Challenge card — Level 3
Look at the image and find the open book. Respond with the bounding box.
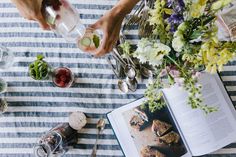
[107,73,236,157]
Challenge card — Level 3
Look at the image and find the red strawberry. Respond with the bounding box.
[60,75,66,82]
[55,78,61,84]
[59,81,65,87]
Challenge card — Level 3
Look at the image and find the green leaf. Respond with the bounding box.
[190,30,202,40]
[29,55,48,80]
[93,35,100,48]
[37,54,44,60]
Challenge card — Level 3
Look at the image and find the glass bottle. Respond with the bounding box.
[34,123,78,157]
[0,46,15,69]
[41,0,101,53]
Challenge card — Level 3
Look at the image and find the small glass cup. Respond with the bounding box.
[52,67,74,88]
[0,78,7,94]
[0,46,15,70]
[0,78,8,116]
[77,28,102,53]
[0,98,8,115]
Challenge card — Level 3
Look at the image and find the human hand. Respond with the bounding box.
[90,8,125,57]
[90,0,139,57]
[11,0,49,29]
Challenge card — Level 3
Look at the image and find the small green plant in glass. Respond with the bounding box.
[29,55,49,80]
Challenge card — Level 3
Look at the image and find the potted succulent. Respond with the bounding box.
[29,55,49,80]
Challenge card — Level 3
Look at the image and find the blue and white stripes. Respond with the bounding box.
[0,0,236,157]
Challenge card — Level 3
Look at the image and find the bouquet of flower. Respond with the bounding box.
[121,0,236,113]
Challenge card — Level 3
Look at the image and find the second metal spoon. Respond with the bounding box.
[91,118,106,157]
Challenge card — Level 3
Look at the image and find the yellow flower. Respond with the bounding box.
[199,40,234,73]
[189,0,207,18]
[211,0,232,11]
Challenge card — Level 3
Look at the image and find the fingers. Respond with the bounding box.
[21,12,50,30]
[89,20,102,30]
[94,24,121,57]
[34,14,50,30]
[94,33,119,57]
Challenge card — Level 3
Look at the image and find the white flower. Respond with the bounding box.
[172,36,185,52]
[172,23,187,52]
[134,38,171,66]
[178,22,188,32]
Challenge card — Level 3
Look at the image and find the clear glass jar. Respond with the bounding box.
[41,0,101,53]
[0,46,15,69]
[34,131,65,157]
[0,97,8,115]
[0,78,8,116]
[34,123,78,157]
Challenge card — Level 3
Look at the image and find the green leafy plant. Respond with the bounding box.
[29,55,49,80]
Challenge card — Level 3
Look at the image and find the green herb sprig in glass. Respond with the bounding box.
[29,55,49,80]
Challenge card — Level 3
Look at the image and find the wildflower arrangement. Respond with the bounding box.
[122,0,236,113]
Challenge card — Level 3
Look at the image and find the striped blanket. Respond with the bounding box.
[0,0,235,156]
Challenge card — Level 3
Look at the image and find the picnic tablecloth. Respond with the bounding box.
[0,0,236,157]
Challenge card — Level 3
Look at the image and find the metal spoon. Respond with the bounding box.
[119,33,136,69]
[106,56,129,94]
[124,65,136,80]
[126,77,138,92]
[140,66,153,78]
[118,80,129,93]
[112,48,126,67]
[91,118,106,157]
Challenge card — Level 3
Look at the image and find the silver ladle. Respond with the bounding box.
[91,118,106,157]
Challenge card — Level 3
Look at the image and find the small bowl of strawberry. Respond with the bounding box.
[52,67,74,88]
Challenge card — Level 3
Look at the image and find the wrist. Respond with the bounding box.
[112,0,139,17]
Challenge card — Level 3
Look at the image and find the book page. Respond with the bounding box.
[107,98,191,157]
[162,73,236,156]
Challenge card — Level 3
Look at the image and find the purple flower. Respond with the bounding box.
[176,0,185,12]
[169,69,180,78]
[166,0,185,32]
[167,0,185,13]
[168,14,184,32]
[167,0,173,7]
[168,14,184,24]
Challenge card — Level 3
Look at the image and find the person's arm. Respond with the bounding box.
[114,0,140,16]
[91,0,140,57]
[11,0,49,29]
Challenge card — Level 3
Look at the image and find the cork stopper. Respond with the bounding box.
[69,111,87,131]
